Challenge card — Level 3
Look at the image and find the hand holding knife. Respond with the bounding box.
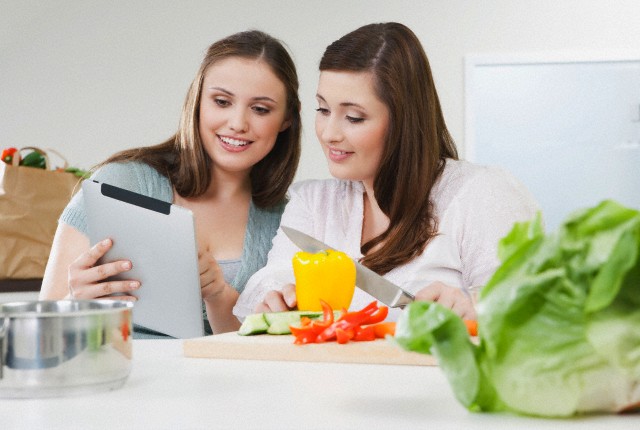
[281,226,415,308]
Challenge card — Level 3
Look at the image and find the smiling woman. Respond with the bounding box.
[234,22,539,323]
[198,57,291,174]
[39,30,302,338]
[314,70,388,184]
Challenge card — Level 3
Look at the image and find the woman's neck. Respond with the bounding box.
[205,167,252,201]
[361,182,389,249]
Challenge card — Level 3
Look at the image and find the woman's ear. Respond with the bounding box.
[279,118,292,132]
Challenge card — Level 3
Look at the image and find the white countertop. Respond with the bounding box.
[1,339,638,429]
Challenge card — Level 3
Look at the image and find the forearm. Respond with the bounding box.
[204,284,241,334]
[40,224,89,300]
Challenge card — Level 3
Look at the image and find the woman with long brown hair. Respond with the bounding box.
[41,30,301,336]
[234,22,538,321]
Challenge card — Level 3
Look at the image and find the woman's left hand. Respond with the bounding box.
[198,248,229,302]
[414,281,477,320]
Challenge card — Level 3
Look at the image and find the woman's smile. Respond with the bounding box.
[327,146,354,162]
[218,134,253,152]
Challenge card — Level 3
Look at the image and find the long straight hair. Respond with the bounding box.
[101,30,301,208]
[319,22,458,274]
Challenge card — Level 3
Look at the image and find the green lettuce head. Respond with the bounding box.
[395,200,640,417]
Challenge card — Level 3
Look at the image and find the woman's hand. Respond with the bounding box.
[414,281,477,320]
[254,283,297,313]
[198,248,231,302]
[67,238,140,300]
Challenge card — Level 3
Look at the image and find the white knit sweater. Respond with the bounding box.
[233,159,539,321]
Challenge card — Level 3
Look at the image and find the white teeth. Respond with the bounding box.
[220,136,250,147]
[330,149,347,155]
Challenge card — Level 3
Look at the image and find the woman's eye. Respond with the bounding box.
[253,106,271,115]
[346,115,364,124]
[315,107,329,115]
[215,98,230,107]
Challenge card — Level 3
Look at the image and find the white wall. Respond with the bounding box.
[2,0,640,181]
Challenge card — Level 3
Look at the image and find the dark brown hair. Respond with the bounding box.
[319,22,458,274]
[101,30,301,208]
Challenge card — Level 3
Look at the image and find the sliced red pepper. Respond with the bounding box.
[316,301,378,342]
[353,325,376,342]
[290,300,336,344]
[464,320,478,337]
[335,327,354,344]
[335,301,378,326]
[314,299,334,328]
[290,324,324,344]
[371,321,396,338]
[363,306,389,324]
[292,300,392,345]
[299,316,312,327]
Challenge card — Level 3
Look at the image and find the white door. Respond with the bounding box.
[466,54,640,231]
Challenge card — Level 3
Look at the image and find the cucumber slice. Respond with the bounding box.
[263,311,322,326]
[266,319,294,335]
[238,313,269,335]
[238,310,343,336]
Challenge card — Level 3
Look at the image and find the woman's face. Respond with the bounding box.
[199,57,290,177]
[315,70,389,188]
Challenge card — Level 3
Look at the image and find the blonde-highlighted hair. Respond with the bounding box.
[102,30,301,208]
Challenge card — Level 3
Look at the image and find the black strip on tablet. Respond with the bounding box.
[99,181,171,215]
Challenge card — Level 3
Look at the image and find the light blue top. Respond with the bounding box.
[60,161,286,338]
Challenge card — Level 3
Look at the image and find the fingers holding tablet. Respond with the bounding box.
[67,238,140,300]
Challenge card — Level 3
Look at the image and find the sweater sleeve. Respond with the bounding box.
[59,162,172,236]
[456,165,540,287]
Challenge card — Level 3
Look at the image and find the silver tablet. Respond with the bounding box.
[82,180,204,339]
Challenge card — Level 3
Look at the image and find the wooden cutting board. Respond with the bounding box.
[183,332,437,366]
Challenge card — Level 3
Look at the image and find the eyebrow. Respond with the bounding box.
[208,86,278,104]
[316,94,365,110]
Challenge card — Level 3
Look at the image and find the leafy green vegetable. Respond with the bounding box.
[395,200,640,417]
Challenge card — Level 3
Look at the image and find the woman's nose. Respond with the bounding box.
[317,116,343,143]
[228,108,248,133]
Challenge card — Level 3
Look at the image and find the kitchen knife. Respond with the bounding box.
[281,226,415,308]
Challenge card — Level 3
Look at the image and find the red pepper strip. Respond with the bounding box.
[353,325,376,342]
[464,320,478,337]
[316,317,364,342]
[315,299,334,328]
[363,306,388,325]
[299,316,312,327]
[316,301,380,342]
[292,300,391,345]
[334,301,378,326]
[371,322,396,338]
[335,327,354,344]
[290,300,335,344]
[290,325,325,344]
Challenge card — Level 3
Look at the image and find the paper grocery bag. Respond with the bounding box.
[0,159,81,279]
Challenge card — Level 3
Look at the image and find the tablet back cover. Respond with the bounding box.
[83,180,204,339]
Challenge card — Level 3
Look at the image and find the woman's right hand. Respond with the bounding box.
[66,238,140,300]
[254,283,297,313]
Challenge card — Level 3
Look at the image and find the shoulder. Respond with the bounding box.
[437,159,537,204]
[434,158,539,224]
[289,178,363,202]
[91,161,172,201]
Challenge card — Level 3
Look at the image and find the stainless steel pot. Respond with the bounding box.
[0,300,133,398]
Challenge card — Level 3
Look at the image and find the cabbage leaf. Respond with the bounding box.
[395,200,640,417]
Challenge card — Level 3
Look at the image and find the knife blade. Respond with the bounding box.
[281,226,415,308]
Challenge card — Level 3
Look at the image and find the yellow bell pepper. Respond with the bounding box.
[293,250,356,312]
